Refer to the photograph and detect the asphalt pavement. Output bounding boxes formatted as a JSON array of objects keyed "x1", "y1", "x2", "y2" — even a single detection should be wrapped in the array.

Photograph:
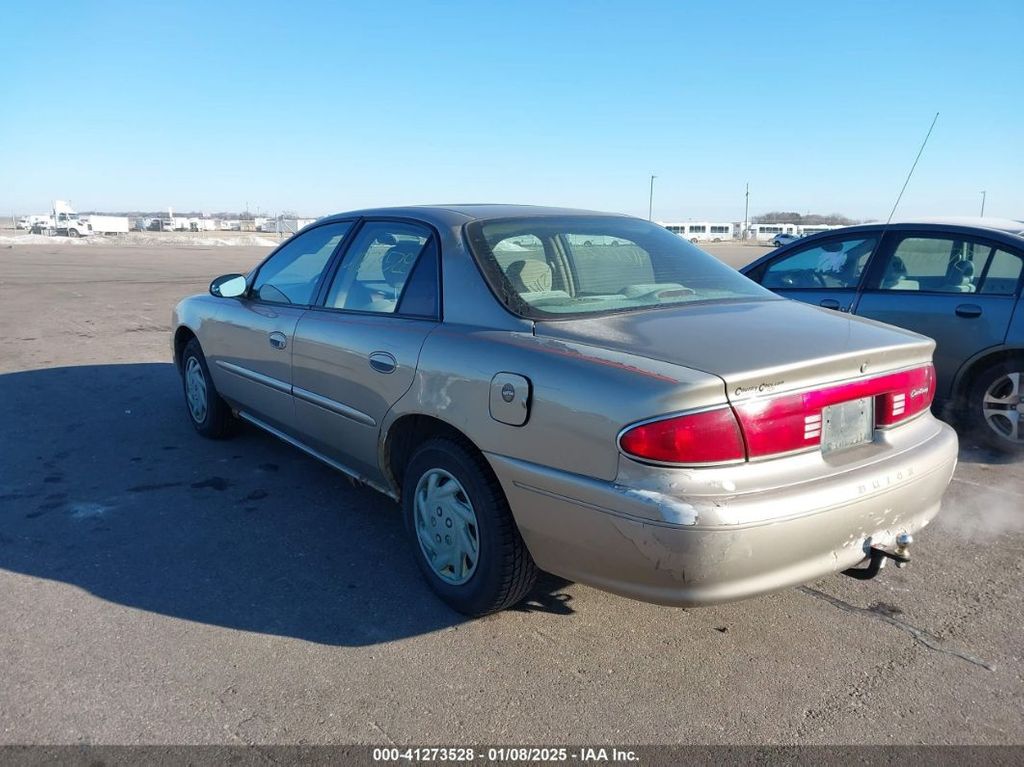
[{"x1": 0, "y1": 239, "x2": 1021, "y2": 745}]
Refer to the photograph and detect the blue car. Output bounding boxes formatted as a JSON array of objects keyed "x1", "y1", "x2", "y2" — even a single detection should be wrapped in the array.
[{"x1": 742, "y1": 218, "x2": 1024, "y2": 454}]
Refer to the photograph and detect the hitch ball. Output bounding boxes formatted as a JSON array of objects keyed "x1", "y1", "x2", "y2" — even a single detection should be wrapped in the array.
[{"x1": 894, "y1": 533, "x2": 913, "y2": 568}]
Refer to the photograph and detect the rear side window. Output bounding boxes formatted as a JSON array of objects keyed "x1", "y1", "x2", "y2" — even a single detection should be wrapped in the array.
[
  {"x1": 759, "y1": 237, "x2": 876, "y2": 289},
  {"x1": 396, "y1": 238, "x2": 440, "y2": 318},
  {"x1": 325, "y1": 221, "x2": 438, "y2": 316},
  {"x1": 979, "y1": 248, "x2": 1023, "y2": 295},
  {"x1": 876, "y1": 235, "x2": 1021, "y2": 294}
]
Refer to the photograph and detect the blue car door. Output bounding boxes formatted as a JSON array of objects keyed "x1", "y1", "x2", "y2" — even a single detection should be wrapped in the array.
[{"x1": 853, "y1": 231, "x2": 1023, "y2": 401}]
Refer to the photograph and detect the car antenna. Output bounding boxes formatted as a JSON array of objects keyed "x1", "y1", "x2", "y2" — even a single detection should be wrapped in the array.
[{"x1": 886, "y1": 112, "x2": 939, "y2": 224}]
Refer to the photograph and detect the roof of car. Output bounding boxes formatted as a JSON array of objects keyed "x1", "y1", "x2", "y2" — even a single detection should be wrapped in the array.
[
  {"x1": 317, "y1": 204, "x2": 633, "y2": 227},
  {"x1": 741, "y1": 217, "x2": 1024, "y2": 273},
  {"x1": 771, "y1": 218, "x2": 1024, "y2": 244},
  {"x1": 865, "y1": 217, "x2": 1024, "y2": 236}
]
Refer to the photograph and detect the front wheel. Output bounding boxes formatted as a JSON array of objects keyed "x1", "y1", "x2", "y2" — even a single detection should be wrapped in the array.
[
  {"x1": 967, "y1": 360, "x2": 1024, "y2": 454},
  {"x1": 181, "y1": 338, "x2": 235, "y2": 438},
  {"x1": 403, "y1": 438, "x2": 537, "y2": 616}
]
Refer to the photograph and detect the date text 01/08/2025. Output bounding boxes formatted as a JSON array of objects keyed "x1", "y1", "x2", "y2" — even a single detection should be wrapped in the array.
[{"x1": 372, "y1": 746, "x2": 639, "y2": 762}]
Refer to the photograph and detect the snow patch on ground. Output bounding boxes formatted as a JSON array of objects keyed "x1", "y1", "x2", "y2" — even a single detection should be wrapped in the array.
[{"x1": 0, "y1": 233, "x2": 279, "y2": 247}]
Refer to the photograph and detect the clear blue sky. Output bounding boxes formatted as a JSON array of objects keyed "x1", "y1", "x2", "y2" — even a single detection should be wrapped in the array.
[{"x1": 2, "y1": 0, "x2": 1021, "y2": 221}]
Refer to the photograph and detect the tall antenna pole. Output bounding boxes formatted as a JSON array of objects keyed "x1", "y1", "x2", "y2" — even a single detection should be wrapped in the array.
[
  {"x1": 886, "y1": 112, "x2": 939, "y2": 224},
  {"x1": 648, "y1": 175, "x2": 657, "y2": 221},
  {"x1": 743, "y1": 182, "x2": 749, "y2": 240},
  {"x1": 979, "y1": 190, "x2": 986, "y2": 216}
]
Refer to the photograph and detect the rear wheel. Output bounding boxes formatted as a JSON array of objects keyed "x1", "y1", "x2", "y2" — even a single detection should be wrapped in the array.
[
  {"x1": 181, "y1": 338, "x2": 235, "y2": 438},
  {"x1": 402, "y1": 438, "x2": 537, "y2": 616},
  {"x1": 967, "y1": 359, "x2": 1024, "y2": 454}
]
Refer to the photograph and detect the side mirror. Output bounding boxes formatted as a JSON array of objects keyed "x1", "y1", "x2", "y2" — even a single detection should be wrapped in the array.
[{"x1": 210, "y1": 273, "x2": 248, "y2": 298}]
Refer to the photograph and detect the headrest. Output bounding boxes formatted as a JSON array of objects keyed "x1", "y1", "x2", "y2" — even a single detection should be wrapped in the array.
[
  {"x1": 949, "y1": 259, "x2": 975, "y2": 279},
  {"x1": 507, "y1": 260, "x2": 553, "y2": 292}
]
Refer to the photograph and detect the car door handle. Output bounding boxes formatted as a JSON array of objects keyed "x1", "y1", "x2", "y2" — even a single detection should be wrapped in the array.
[
  {"x1": 268, "y1": 331, "x2": 288, "y2": 349},
  {"x1": 819, "y1": 298, "x2": 842, "y2": 310},
  {"x1": 955, "y1": 304, "x2": 982, "y2": 318},
  {"x1": 368, "y1": 351, "x2": 397, "y2": 374}
]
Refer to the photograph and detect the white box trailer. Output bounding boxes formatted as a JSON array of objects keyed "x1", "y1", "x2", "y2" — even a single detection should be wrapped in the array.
[
  {"x1": 187, "y1": 218, "x2": 218, "y2": 232},
  {"x1": 86, "y1": 215, "x2": 130, "y2": 234},
  {"x1": 261, "y1": 217, "x2": 316, "y2": 235}
]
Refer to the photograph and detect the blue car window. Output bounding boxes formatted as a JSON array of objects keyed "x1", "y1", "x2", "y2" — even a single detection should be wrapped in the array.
[
  {"x1": 979, "y1": 248, "x2": 1023, "y2": 296},
  {"x1": 760, "y1": 237, "x2": 876, "y2": 290}
]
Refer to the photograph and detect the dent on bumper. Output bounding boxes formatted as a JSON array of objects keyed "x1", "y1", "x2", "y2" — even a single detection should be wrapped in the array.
[{"x1": 486, "y1": 419, "x2": 958, "y2": 607}]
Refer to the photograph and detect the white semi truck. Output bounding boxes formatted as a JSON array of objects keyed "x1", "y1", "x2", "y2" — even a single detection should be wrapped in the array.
[{"x1": 30, "y1": 201, "x2": 129, "y2": 237}]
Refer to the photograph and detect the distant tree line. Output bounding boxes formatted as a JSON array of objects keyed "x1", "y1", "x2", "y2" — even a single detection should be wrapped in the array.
[{"x1": 751, "y1": 212, "x2": 859, "y2": 225}]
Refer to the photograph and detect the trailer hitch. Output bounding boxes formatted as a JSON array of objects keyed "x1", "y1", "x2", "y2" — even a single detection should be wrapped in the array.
[{"x1": 842, "y1": 533, "x2": 913, "y2": 580}]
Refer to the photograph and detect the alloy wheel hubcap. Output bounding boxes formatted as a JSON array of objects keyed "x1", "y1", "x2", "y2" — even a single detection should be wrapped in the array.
[
  {"x1": 413, "y1": 468, "x2": 479, "y2": 585},
  {"x1": 185, "y1": 357, "x2": 208, "y2": 423},
  {"x1": 982, "y1": 371, "x2": 1023, "y2": 444}
]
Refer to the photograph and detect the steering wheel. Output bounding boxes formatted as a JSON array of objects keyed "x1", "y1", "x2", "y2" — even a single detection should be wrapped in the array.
[{"x1": 779, "y1": 270, "x2": 826, "y2": 288}]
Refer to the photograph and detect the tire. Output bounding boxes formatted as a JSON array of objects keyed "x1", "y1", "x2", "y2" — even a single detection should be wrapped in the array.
[
  {"x1": 68, "y1": 229, "x2": 79, "y2": 238},
  {"x1": 966, "y1": 358, "x2": 1024, "y2": 454},
  {"x1": 181, "y1": 337, "x2": 235, "y2": 438},
  {"x1": 402, "y1": 437, "x2": 538, "y2": 616}
]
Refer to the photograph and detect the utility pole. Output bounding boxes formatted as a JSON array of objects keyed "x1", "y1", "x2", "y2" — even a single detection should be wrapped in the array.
[
  {"x1": 648, "y1": 175, "x2": 657, "y2": 221},
  {"x1": 979, "y1": 190, "x2": 986, "y2": 217},
  {"x1": 743, "y1": 182, "x2": 749, "y2": 240}
]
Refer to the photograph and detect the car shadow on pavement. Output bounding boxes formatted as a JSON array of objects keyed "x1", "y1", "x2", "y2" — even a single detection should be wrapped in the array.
[{"x1": 0, "y1": 363, "x2": 573, "y2": 646}]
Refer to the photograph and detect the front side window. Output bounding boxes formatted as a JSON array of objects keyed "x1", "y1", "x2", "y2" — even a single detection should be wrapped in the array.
[
  {"x1": 252, "y1": 222, "x2": 351, "y2": 305},
  {"x1": 325, "y1": 221, "x2": 436, "y2": 316},
  {"x1": 759, "y1": 236, "x2": 877, "y2": 290},
  {"x1": 465, "y1": 216, "x2": 770, "y2": 318}
]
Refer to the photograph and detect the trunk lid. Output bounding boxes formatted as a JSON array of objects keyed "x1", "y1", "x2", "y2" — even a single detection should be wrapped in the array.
[{"x1": 533, "y1": 298, "x2": 935, "y2": 403}]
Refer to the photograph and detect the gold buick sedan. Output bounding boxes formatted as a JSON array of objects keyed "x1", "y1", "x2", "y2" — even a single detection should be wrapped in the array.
[{"x1": 172, "y1": 205, "x2": 958, "y2": 615}]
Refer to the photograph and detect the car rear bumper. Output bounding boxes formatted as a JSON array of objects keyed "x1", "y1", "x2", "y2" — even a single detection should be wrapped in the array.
[{"x1": 486, "y1": 417, "x2": 958, "y2": 607}]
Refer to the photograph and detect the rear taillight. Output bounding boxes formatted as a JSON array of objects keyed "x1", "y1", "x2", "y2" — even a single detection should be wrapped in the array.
[
  {"x1": 733, "y1": 363, "x2": 936, "y2": 457},
  {"x1": 620, "y1": 364, "x2": 936, "y2": 465},
  {"x1": 875, "y1": 365, "x2": 936, "y2": 426},
  {"x1": 618, "y1": 407, "x2": 745, "y2": 465}
]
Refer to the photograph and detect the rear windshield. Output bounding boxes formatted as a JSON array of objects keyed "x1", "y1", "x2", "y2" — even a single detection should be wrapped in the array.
[{"x1": 465, "y1": 216, "x2": 771, "y2": 319}]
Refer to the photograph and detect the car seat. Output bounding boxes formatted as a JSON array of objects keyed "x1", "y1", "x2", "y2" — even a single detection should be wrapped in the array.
[
  {"x1": 506, "y1": 259, "x2": 553, "y2": 293},
  {"x1": 942, "y1": 259, "x2": 976, "y2": 293},
  {"x1": 881, "y1": 255, "x2": 919, "y2": 290}
]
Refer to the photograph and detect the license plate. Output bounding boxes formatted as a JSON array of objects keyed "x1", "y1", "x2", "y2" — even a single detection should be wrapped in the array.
[{"x1": 821, "y1": 397, "x2": 874, "y2": 455}]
